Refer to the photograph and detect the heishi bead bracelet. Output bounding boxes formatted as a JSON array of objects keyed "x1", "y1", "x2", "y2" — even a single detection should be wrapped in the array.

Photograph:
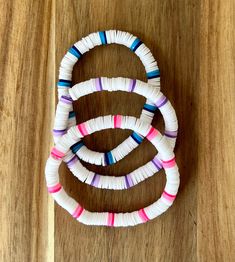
[
  {"x1": 45, "y1": 115, "x2": 180, "y2": 227},
  {"x1": 54, "y1": 77, "x2": 178, "y2": 189},
  {"x1": 54, "y1": 30, "x2": 161, "y2": 165},
  {"x1": 46, "y1": 30, "x2": 180, "y2": 226}
]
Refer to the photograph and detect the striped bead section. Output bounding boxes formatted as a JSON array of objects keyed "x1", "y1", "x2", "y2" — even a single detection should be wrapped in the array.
[
  {"x1": 138, "y1": 208, "x2": 150, "y2": 223},
  {"x1": 77, "y1": 123, "x2": 89, "y2": 136},
  {"x1": 70, "y1": 141, "x2": 84, "y2": 154},
  {"x1": 57, "y1": 79, "x2": 72, "y2": 87},
  {"x1": 131, "y1": 131, "x2": 143, "y2": 144},
  {"x1": 130, "y1": 38, "x2": 143, "y2": 52},
  {"x1": 48, "y1": 183, "x2": 62, "y2": 193},
  {"x1": 143, "y1": 103, "x2": 157, "y2": 113},
  {"x1": 68, "y1": 45, "x2": 82, "y2": 58},
  {"x1": 53, "y1": 129, "x2": 67, "y2": 136},
  {"x1": 69, "y1": 111, "x2": 76, "y2": 119},
  {"x1": 105, "y1": 151, "x2": 115, "y2": 165},
  {"x1": 99, "y1": 31, "x2": 107, "y2": 45},
  {"x1": 125, "y1": 175, "x2": 134, "y2": 189},
  {"x1": 107, "y1": 213, "x2": 115, "y2": 227},
  {"x1": 156, "y1": 95, "x2": 168, "y2": 108},
  {"x1": 151, "y1": 157, "x2": 162, "y2": 170},
  {"x1": 146, "y1": 127, "x2": 159, "y2": 141},
  {"x1": 51, "y1": 147, "x2": 65, "y2": 160},
  {"x1": 90, "y1": 173, "x2": 100, "y2": 187},
  {"x1": 164, "y1": 130, "x2": 178, "y2": 138},
  {"x1": 95, "y1": 77, "x2": 103, "y2": 91},
  {"x1": 66, "y1": 155, "x2": 78, "y2": 168},
  {"x1": 114, "y1": 115, "x2": 122, "y2": 128},
  {"x1": 147, "y1": 69, "x2": 160, "y2": 79},
  {"x1": 128, "y1": 79, "x2": 137, "y2": 92},
  {"x1": 72, "y1": 204, "x2": 84, "y2": 219},
  {"x1": 60, "y1": 95, "x2": 73, "y2": 104},
  {"x1": 162, "y1": 191, "x2": 176, "y2": 202},
  {"x1": 162, "y1": 157, "x2": 176, "y2": 168}
]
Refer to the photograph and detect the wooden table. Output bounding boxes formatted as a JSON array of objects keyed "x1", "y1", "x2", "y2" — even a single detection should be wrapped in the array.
[{"x1": 1, "y1": 0, "x2": 234, "y2": 261}]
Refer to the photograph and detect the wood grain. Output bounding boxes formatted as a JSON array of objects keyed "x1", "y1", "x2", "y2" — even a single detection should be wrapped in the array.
[
  {"x1": 198, "y1": 1, "x2": 235, "y2": 260},
  {"x1": 0, "y1": 0, "x2": 234, "y2": 261},
  {"x1": 0, "y1": 1, "x2": 55, "y2": 261}
]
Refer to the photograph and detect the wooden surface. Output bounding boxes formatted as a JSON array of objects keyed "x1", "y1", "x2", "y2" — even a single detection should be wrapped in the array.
[{"x1": 0, "y1": 0, "x2": 234, "y2": 261}]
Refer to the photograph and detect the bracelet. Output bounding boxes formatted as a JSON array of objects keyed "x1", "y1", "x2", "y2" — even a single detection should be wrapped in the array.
[
  {"x1": 55, "y1": 30, "x2": 161, "y2": 166},
  {"x1": 54, "y1": 77, "x2": 178, "y2": 168},
  {"x1": 45, "y1": 115, "x2": 180, "y2": 227},
  {"x1": 53, "y1": 77, "x2": 178, "y2": 189}
]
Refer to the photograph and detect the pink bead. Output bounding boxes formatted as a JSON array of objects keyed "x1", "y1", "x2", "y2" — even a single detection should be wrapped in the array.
[
  {"x1": 107, "y1": 213, "x2": 115, "y2": 226},
  {"x1": 162, "y1": 157, "x2": 176, "y2": 168},
  {"x1": 162, "y1": 191, "x2": 176, "y2": 202},
  {"x1": 48, "y1": 183, "x2": 62, "y2": 193},
  {"x1": 138, "y1": 208, "x2": 149, "y2": 222},
  {"x1": 114, "y1": 115, "x2": 122, "y2": 128},
  {"x1": 51, "y1": 147, "x2": 65, "y2": 160},
  {"x1": 77, "y1": 123, "x2": 89, "y2": 136},
  {"x1": 146, "y1": 127, "x2": 158, "y2": 141},
  {"x1": 72, "y1": 204, "x2": 84, "y2": 219}
]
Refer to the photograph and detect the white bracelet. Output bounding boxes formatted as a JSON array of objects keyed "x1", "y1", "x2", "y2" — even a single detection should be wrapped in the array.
[
  {"x1": 53, "y1": 77, "x2": 178, "y2": 189},
  {"x1": 54, "y1": 77, "x2": 178, "y2": 167},
  {"x1": 45, "y1": 115, "x2": 180, "y2": 227},
  {"x1": 54, "y1": 30, "x2": 161, "y2": 166}
]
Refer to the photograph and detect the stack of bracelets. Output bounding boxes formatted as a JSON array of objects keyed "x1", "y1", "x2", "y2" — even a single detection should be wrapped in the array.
[{"x1": 45, "y1": 30, "x2": 180, "y2": 227}]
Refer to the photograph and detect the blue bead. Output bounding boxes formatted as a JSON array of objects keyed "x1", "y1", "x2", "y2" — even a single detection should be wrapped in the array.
[
  {"x1": 105, "y1": 151, "x2": 115, "y2": 165},
  {"x1": 69, "y1": 111, "x2": 76, "y2": 118},
  {"x1": 99, "y1": 31, "x2": 107, "y2": 45},
  {"x1": 143, "y1": 103, "x2": 157, "y2": 113},
  {"x1": 131, "y1": 132, "x2": 143, "y2": 144},
  {"x1": 57, "y1": 81, "x2": 71, "y2": 87},
  {"x1": 68, "y1": 46, "x2": 82, "y2": 58},
  {"x1": 70, "y1": 141, "x2": 84, "y2": 154},
  {"x1": 147, "y1": 69, "x2": 160, "y2": 79},
  {"x1": 130, "y1": 38, "x2": 143, "y2": 52}
]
